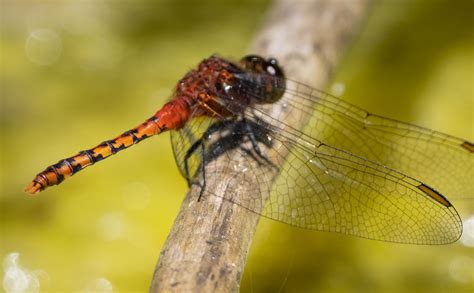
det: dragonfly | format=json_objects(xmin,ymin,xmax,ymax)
[{"xmin": 25, "ymin": 55, "xmax": 473, "ymax": 245}]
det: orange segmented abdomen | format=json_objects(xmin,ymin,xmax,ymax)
[{"xmin": 25, "ymin": 97, "xmax": 193, "ymax": 194}]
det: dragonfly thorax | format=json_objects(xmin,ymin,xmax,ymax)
[{"xmin": 175, "ymin": 55, "xmax": 286, "ymax": 119}]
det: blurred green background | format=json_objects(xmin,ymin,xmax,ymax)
[{"xmin": 1, "ymin": 0, "xmax": 473, "ymax": 292}]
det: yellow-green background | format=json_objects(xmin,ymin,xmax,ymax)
[{"xmin": 1, "ymin": 0, "xmax": 473, "ymax": 292}]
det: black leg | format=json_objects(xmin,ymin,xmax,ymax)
[
  {"xmin": 183, "ymin": 119, "xmax": 232, "ymax": 186},
  {"xmin": 184, "ymin": 116, "xmax": 277, "ymax": 202},
  {"xmin": 197, "ymin": 142, "xmax": 206, "ymax": 202},
  {"xmin": 242, "ymin": 118, "xmax": 277, "ymax": 169},
  {"xmin": 184, "ymin": 138, "xmax": 203, "ymax": 186},
  {"xmin": 183, "ymin": 119, "xmax": 234, "ymax": 196},
  {"xmin": 243, "ymin": 118, "xmax": 264, "ymax": 156}
]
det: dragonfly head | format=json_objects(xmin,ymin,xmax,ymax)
[{"xmin": 239, "ymin": 55, "xmax": 286, "ymax": 104}]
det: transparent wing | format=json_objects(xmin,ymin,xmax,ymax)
[
  {"xmin": 259, "ymin": 129, "xmax": 461, "ymax": 244},
  {"xmin": 170, "ymin": 111, "xmax": 462, "ymax": 244},
  {"xmin": 291, "ymin": 80, "xmax": 473, "ymax": 200},
  {"xmin": 241, "ymin": 78, "xmax": 473, "ymax": 201}
]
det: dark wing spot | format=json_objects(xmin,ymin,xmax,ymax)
[
  {"xmin": 417, "ymin": 184, "xmax": 451, "ymax": 208},
  {"xmin": 461, "ymin": 141, "xmax": 474, "ymax": 153}
]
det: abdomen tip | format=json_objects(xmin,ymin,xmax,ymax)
[{"xmin": 24, "ymin": 181, "xmax": 42, "ymax": 195}]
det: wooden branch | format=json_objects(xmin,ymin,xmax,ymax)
[{"xmin": 150, "ymin": 0, "xmax": 372, "ymax": 292}]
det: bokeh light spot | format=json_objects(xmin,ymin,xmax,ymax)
[
  {"xmin": 2, "ymin": 253, "xmax": 41, "ymax": 293},
  {"xmin": 81, "ymin": 277, "xmax": 113, "ymax": 293},
  {"xmin": 449, "ymin": 255, "xmax": 474, "ymax": 284},
  {"xmin": 25, "ymin": 28, "xmax": 62, "ymax": 66},
  {"xmin": 98, "ymin": 212, "xmax": 126, "ymax": 241},
  {"xmin": 330, "ymin": 82, "xmax": 346, "ymax": 96},
  {"xmin": 460, "ymin": 214, "xmax": 474, "ymax": 247}
]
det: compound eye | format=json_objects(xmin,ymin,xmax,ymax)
[
  {"xmin": 241, "ymin": 55, "xmax": 261, "ymax": 64},
  {"xmin": 241, "ymin": 55, "xmax": 265, "ymax": 69},
  {"xmin": 251, "ymin": 56, "xmax": 260, "ymax": 63},
  {"xmin": 266, "ymin": 65, "xmax": 277, "ymax": 75},
  {"xmin": 266, "ymin": 62, "xmax": 283, "ymax": 78},
  {"xmin": 240, "ymin": 55, "xmax": 283, "ymax": 77}
]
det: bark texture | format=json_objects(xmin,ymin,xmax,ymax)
[{"xmin": 150, "ymin": 0, "xmax": 372, "ymax": 292}]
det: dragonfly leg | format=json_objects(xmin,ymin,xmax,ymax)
[
  {"xmin": 242, "ymin": 118, "xmax": 277, "ymax": 169},
  {"xmin": 183, "ymin": 119, "xmax": 234, "ymax": 196},
  {"xmin": 184, "ymin": 117, "xmax": 277, "ymax": 201},
  {"xmin": 197, "ymin": 142, "xmax": 206, "ymax": 202},
  {"xmin": 184, "ymin": 138, "xmax": 203, "ymax": 186},
  {"xmin": 183, "ymin": 138, "xmax": 206, "ymax": 201},
  {"xmin": 243, "ymin": 118, "xmax": 263, "ymax": 156},
  {"xmin": 238, "ymin": 147, "xmax": 265, "ymax": 166}
]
